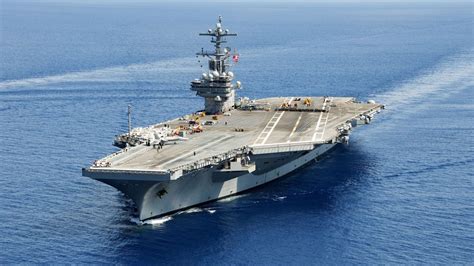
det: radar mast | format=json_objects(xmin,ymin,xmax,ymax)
[{"xmin": 190, "ymin": 16, "xmax": 240, "ymax": 114}]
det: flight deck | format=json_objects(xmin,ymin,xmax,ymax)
[{"xmin": 86, "ymin": 96, "xmax": 382, "ymax": 176}]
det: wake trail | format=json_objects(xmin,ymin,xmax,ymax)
[
  {"xmin": 0, "ymin": 44, "xmax": 294, "ymax": 90},
  {"xmin": 129, "ymin": 207, "xmax": 216, "ymax": 226},
  {"xmin": 374, "ymin": 49, "xmax": 474, "ymax": 111},
  {"xmin": 0, "ymin": 57, "xmax": 197, "ymax": 90}
]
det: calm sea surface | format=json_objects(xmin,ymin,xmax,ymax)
[{"xmin": 1, "ymin": 1, "xmax": 473, "ymax": 264}]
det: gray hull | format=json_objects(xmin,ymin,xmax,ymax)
[{"xmin": 94, "ymin": 143, "xmax": 336, "ymax": 221}]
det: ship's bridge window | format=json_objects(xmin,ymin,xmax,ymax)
[
  {"xmin": 209, "ymin": 60, "xmax": 224, "ymax": 72},
  {"xmin": 209, "ymin": 60, "xmax": 217, "ymax": 71}
]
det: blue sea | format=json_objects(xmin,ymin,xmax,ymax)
[{"xmin": 1, "ymin": 1, "xmax": 473, "ymax": 264}]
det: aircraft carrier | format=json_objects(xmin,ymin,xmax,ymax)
[{"xmin": 82, "ymin": 17, "xmax": 384, "ymax": 221}]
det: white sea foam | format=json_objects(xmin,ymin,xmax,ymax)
[
  {"xmin": 0, "ymin": 57, "xmax": 196, "ymax": 90},
  {"xmin": 176, "ymin": 207, "xmax": 204, "ymax": 215},
  {"xmin": 0, "ymin": 44, "xmax": 301, "ymax": 90},
  {"xmin": 217, "ymin": 194, "xmax": 247, "ymax": 202},
  {"xmin": 273, "ymin": 196, "xmax": 287, "ymax": 201},
  {"xmin": 142, "ymin": 216, "xmax": 173, "ymax": 226},
  {"xmin": 129, "ymin": 206, "xmax": 217, "ymax": 226},
  {"xmin": 176, "ymin": 207, "xmax": 217, "ymax": 215},
  {"xmin": 173, "ymin": 207, "xmax": 217, "ymax": 215},
  {"xmin": 129, "ymin": 217, "xmax": 142, "ymax": 225},
  {"xmin": 374, "ymin": 50, "xmax": 474, "ymax": 110},
  {"xmin": 0, "ymin": 42, "xmax": 316, "ymax": 91},
  {"xmin": 205, "ymin": 208, "xmax": 216, "ymax": 214},
  {"xmin": 130, "ymin": 216, "xmax": 173, "ymax": 226}
]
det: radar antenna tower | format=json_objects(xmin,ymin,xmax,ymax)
[{"xmin": 190, "ymin": 16, "xmax": 240, "ymax": 114}]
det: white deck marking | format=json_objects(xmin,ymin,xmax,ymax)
[
  {"xmin": 315, "ymin": 113, "xmax": 330, "ymax": 141},
  {"xmin": 312, "ymin": 97, "xmax": 332, "ymax": 141},
  {"xmin": 254, "ymin": 111, "xmax": 285, "ymax": 145},
  {"xmin": 261, "ymin": 111, "xmax": 285, "ymax": 144},
  {"xmin": 252, "ymin": 140, "xmax": 321, "ymax": 147},
  {"xmin": 327, "ymin": 115, "xmax": 338, "ymax": 123},
  {"xmin": 160, "ymin": 135, "xmax": 233, "ymax": 168},
  {"xmin": 312, "ymin": 112, "xmax": 324, "ymax": 141},
  {"xmin": 287, "ymin": 113, "xmax": 302, "ymax": 143},
  {"xmin": 254, "ymin": 97, "xmax": 293, "ymax": 145}
]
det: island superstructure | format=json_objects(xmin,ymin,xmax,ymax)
[{"xmin": 82, "ymin": 17, "xmax": 384, "ymax": 221}]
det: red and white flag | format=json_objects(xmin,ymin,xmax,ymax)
[{"xmin": 232, "ymin": 54, "xmax": 239, "ymax": 63}]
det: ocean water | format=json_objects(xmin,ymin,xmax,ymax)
[{"xmin": 1, "ymin": 1, "xmax": 473, "ymax": 264}]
